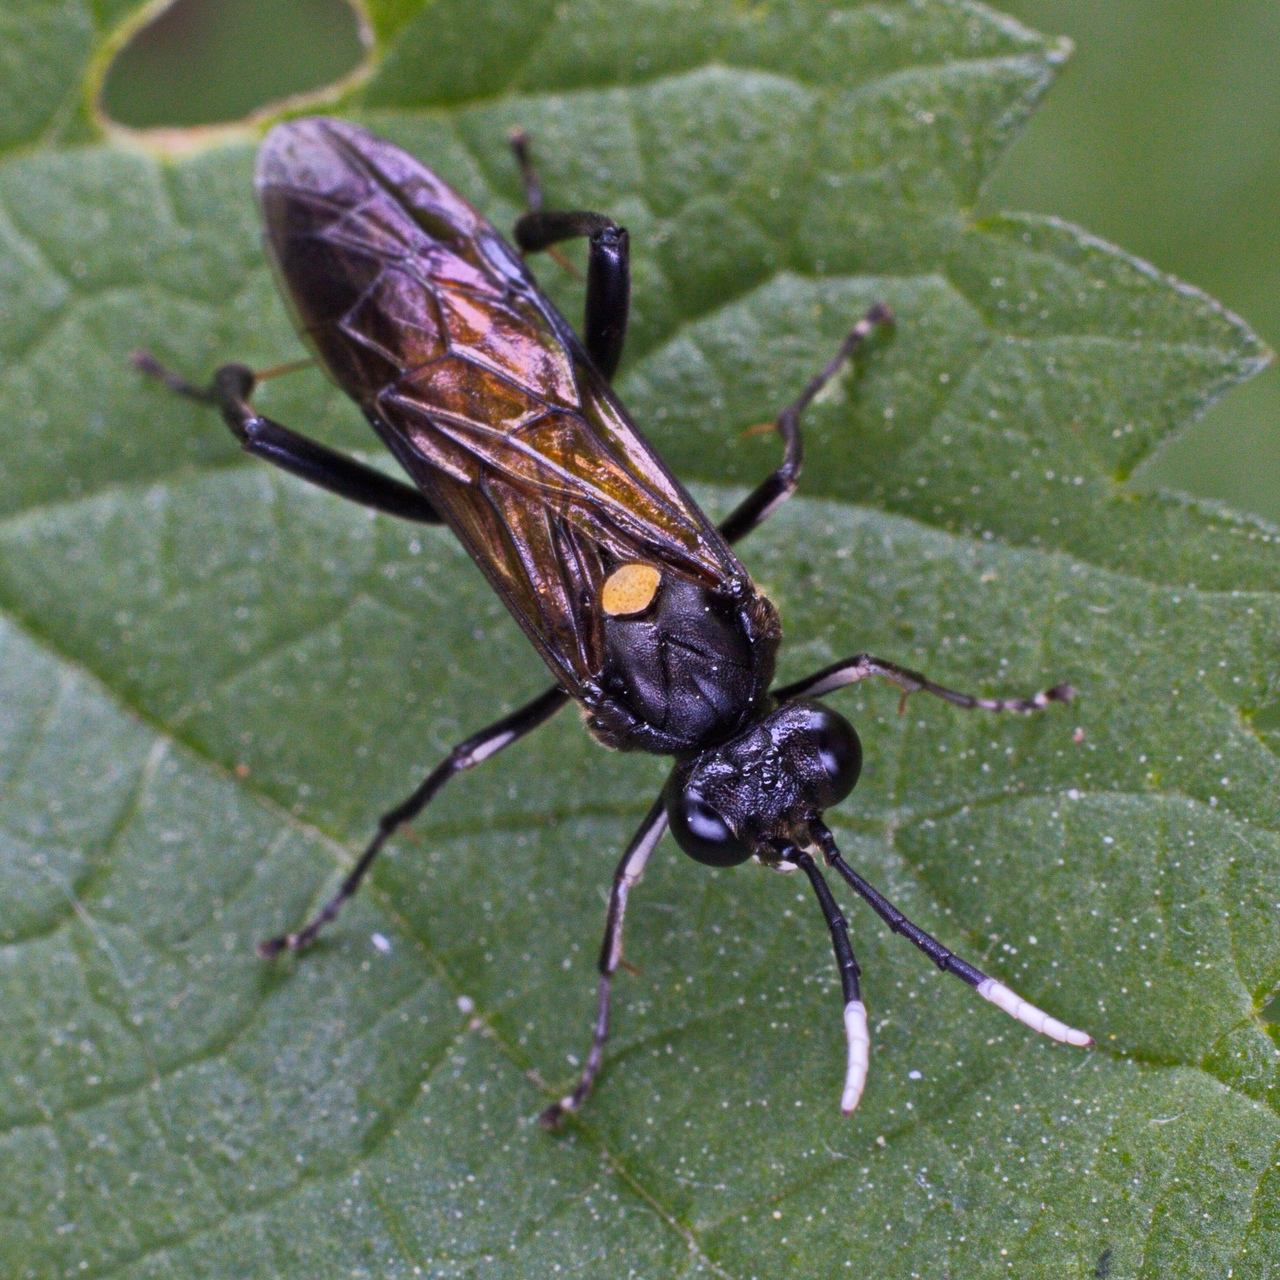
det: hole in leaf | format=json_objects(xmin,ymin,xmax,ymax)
[{"xmin": 101, "ymin": 0, "xmax": 368, "ymax": 130}]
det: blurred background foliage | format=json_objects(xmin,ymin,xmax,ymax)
[
  {"xmin": 101, "ymin": 0, "xmax": 1280, "ymax": 520},
  {"xmin": 988, "ymin": 0, "xmax": 1280, "ymax": 523}
]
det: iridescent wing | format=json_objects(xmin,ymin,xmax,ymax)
[{"xmin": 255, "ymin": 117, "xmax": 744, "ymax": 697}]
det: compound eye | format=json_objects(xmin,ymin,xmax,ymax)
[
  {"xmin": 804, "ymin": 703, "xmax": 863, "ymax": 809},
  {"xmin": 664, "ymin": 779, "xmax": 753, "ymax": 867}
]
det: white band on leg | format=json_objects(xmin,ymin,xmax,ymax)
[
  {"xmin": 976, "ymin": 978, "xmax": 1093, "ymax": 1047},
  {"xmin": 841, "ymin": 999, "xmax": 870, "ymax": 1115}
]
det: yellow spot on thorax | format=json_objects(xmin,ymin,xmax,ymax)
[{"xmin": 601, "ymin": 563, "xmax": 661, "ymax": 617}]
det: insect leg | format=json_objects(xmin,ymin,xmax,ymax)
[
  {"xmin": 508, "ymin": 129, "xmax": 547, "ymax": 214},
  {"xmin": 257, "ymin": 684, "xmax": 570, "ymax": 958},
  {"xmin": 132, "ymin": 351, "xmax": 441, "ymax": 524},
  {"xmin": 540, "ymin": 794, "xmax": 667, "ymax": 1129},
  {"xmin": 773, "ymin": 652, "xmax": 1074, "ymax": 714},
  {"xmin": 509, "ymin": 131, "xmax": 630, "ymax": 381},
  {"xmin": 718, "ymin": 303, "xmax": 893, "ymax": 545},
  {"xmin": 811, "ymin": 823, "xmax": 1093, "ymax": 1048},
  {"xmin": 789, "ymin": 846, "xmax": 870, "ymax": 1114},
  {"xmin": 514, "ymin": 210, "xmax": 629, "ymax": 381}
]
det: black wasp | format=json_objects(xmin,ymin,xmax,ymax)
[{"xmin": 135, "ymin": 118, "xmax": 1091, "ymax": 1127}]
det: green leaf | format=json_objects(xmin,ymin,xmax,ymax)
[{"xmin": 0, "ymin": 2, "xmax": 1277, "ymax": 1276}]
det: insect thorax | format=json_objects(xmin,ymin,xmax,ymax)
[{"xmin": 582, "ymin": 576, "xmax": 781, "ymax": 756}]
